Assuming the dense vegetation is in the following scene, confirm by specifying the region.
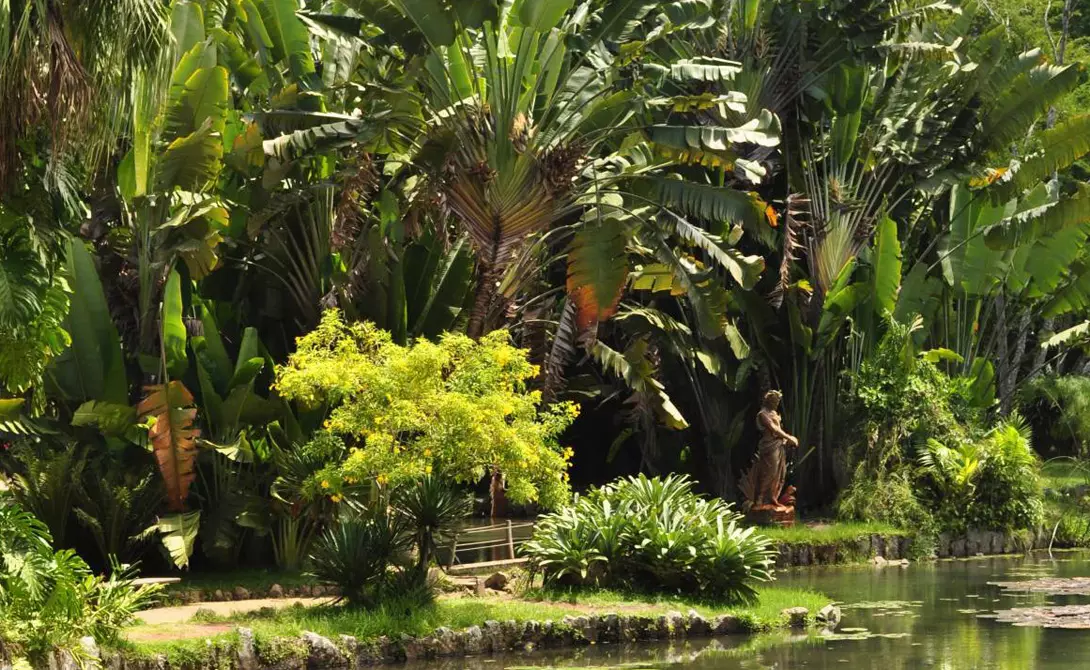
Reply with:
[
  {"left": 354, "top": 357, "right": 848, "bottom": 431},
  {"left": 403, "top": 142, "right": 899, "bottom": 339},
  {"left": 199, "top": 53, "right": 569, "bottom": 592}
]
[{"left": 2, "top": 0, "right": 1090, "bottom": 662}]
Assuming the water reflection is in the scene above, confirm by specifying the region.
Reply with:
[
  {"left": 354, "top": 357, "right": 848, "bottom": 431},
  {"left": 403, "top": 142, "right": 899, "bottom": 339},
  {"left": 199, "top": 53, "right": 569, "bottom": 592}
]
[{"left": 407, "top": 551, "right": 1090, "bottom": 670}]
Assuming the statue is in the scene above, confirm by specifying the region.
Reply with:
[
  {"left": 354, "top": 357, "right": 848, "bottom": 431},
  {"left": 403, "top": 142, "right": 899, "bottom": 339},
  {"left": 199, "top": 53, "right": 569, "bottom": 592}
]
[{"left": 739, "top": 390, "right": 799, "bottom": 524}]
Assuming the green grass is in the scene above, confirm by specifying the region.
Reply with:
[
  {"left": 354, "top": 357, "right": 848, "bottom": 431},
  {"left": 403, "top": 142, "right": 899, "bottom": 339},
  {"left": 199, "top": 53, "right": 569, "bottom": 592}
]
[
  {"left": 123, "top": 584, "right": 830, "bottom": 658},
  {"left": 1042, "top": 459, "right": 1090, "bottom": 492},
  {"left": 757, "top": 521, "right": 906, "bottom": 546}
]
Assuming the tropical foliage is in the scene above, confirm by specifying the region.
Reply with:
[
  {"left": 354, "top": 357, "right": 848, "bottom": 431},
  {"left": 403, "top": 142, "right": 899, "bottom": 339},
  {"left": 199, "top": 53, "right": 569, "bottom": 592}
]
[
  {"left": 0, "top": 2, "right": 1088, "bottom": 656},
  {"left": 524, "top": 474, "right": 774, "bottom": 603},
  {"left": 0, "top": 502, "right": 162, "bottom": 664}
]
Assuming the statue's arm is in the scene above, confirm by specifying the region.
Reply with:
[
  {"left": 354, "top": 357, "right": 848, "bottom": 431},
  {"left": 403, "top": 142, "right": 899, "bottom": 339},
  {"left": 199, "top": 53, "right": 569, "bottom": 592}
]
[{"left": 765, "top": 412, "right": 799, "bottom": 446}]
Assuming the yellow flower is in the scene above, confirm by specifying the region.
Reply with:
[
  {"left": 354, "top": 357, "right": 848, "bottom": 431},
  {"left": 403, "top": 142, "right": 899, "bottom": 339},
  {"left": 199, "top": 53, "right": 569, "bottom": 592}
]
[
  {"left": 330, "top": 494, "right": 343, "bottom": 503},
  {"left": 320, "top": 480, "right": 330, "bottom": 489},
  {"left": 425, "top": 465, "right": 433, "bottom": 475},
  {"left": 423, "top": 448, "right": 432, "bottom": 457},
  {"left": 376, "top": 474, "right": 389, "bottom": 485}
]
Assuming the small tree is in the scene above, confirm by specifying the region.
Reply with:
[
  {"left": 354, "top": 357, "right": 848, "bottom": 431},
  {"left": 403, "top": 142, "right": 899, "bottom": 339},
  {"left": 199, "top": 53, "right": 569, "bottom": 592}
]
[{"left": 275, "top": 311, "right": 578, "bottom": 509}]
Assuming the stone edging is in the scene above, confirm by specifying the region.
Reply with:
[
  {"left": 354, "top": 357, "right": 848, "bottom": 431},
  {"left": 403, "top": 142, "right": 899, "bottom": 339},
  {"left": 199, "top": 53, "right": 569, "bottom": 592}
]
[
  {"left": 772, "top": 530, "right": 1055, "bottom": 567},
  {"left": 80, "top": 608, "right": 820, "bottom": 670}
]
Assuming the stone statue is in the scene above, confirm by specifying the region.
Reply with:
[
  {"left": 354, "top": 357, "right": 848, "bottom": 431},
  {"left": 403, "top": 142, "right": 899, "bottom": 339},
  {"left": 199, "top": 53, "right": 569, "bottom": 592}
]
[{"left": 739, "top": 390, "right": 799, "bottom": 521}]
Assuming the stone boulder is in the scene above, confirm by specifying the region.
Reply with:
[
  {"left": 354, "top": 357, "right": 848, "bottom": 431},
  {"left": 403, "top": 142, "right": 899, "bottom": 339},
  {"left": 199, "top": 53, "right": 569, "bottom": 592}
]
[
  {"left": 302, "top": 632, "right": 348, "bottom": 668},
  {"left": 816, "top": 604, "right": 842, "bottom": 630},
  {"left": 782, "top": 607, "right": 809, "bottom": 628}
]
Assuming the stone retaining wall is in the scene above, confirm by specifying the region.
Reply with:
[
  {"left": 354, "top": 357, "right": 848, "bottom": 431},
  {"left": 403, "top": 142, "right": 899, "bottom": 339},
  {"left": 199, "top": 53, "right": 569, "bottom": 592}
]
[
  {"left": 64, "top": 609, "right": 815, "bottom": 670},
  {"left": 773, "top": 530, "right": 1051, "bottom": 567}
]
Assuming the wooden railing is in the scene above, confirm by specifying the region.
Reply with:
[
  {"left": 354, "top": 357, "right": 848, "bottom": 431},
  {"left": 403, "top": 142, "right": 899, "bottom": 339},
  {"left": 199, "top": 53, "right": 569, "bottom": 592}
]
[{"left": 445, "top": 520, "right": 535, "bottom": 568}]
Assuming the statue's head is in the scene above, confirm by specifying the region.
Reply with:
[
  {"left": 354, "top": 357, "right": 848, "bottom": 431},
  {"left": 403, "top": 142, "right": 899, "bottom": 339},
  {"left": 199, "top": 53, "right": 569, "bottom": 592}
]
[{"left": 762, "top": 390, "right": 783, "bottom": 409}]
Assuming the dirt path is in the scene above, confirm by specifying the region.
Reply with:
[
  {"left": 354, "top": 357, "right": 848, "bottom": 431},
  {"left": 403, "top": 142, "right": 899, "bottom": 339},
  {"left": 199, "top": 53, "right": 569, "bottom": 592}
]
[{"left": 136, "top": 597, "right": 332, "bottom": 625}]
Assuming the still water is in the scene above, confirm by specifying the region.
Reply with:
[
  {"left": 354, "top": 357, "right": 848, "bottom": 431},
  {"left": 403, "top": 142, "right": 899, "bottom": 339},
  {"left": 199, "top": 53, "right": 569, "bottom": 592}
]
[{"left": 418, "top": 551, "right": 1090, "bottom": 669}]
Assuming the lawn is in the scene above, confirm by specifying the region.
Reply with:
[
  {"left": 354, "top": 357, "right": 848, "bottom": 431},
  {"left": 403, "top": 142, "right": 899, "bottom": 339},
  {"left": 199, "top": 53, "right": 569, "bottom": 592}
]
[
  {"left": 1042, "top": 459, "right": 1090, "bottom": 491},
  {"left": 758, "top": 521, "right": 907, "bottom": 546},
  {"left": 124, "top": 585, "right": 830, "bottom": 658}
]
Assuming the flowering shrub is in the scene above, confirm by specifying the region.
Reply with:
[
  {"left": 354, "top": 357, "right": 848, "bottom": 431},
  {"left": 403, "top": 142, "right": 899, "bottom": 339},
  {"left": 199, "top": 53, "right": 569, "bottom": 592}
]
[{"left": 275, "top": 310, "right": 578, "bottom": 509}]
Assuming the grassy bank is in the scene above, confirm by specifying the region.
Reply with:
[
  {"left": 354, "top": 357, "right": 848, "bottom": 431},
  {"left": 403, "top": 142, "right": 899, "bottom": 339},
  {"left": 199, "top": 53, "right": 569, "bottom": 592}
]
[
  {"left": 124, "top": 585, "right": 830, "bottom": 659},
  {"left": 760, "top": 521, "right": 906, "bottom": 546}
]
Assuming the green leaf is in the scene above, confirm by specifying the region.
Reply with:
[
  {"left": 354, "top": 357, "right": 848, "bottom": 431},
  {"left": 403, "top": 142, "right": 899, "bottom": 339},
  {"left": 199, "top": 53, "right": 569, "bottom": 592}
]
[
  {"left": 170, "top": 1, "right": 206, "bottom": 60},
  {"left": 519, "top": 0, "right": 576, "bottom": 32},
  {"left": 211, "top": 27, "right": 265, "bottom": 92},
  {"left": 871, "top": 216, "right": 901, "bottom": 316},
  {"left": 394, "top": 0, "right": 457, "bottom": 47},
  {"left": 53, "top": 240, "right": 127, "bottom": 404},
  {"left": 967, "top": 358, "right": 996, "bottom": 408},
  {"left": 257, "top": 0, "right": 318, "bottom": 85},
  {"left": 71, "top": 401, "right": 138, "bottom": 436},
  {"left": 1004, "top": 115, "right": 1090, "bottom": 194},
  {"left": 639, "top": 176, "right": 765, "bottom": 231},
  {"left": 567, "top": 220, "right": 629, "bottom": 329},
  {"left": 1041, "top": 321, "right": 1090, "bottom": 350},
  {"left": 668, "top": 57, "right": 742, "bottom": 83},
  {"left": 670, "top": 215, "right": 764, "bottom": 289},
  {"left": 155, "top": 511, "right": 201, "bottom": 569},
  {"left": 157, "top": 122, "right": 224, "bottom": 192},
  {"left": 982, "top": 64, "right": 1083, "bottom": 153},
  {"left": 162, "top": 269, "right": 189, "bottom": 379},
  {"left": 0, "top": 398, "right": 25, "bottom": 419},
  {"left": 649, "top": 111, "right": 781, "bottom": 151},
  {"left": 165, "top": 66, "right": 229, "bottom": 140},
  {"left": 920, "top": 348, "right": 964, "bottom": 364},
  {"left": 1044, "top": 261, "right": 1090, "bottom": 318},
  {"left": 984, "top": 188, "right": 1090, "bottom": 250}
]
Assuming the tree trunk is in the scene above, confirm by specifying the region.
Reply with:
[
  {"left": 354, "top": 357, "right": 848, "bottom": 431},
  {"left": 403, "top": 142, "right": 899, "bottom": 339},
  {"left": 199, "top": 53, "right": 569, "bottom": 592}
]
[
  {"left": 489, "top": 469, "right": 508, "bottom": 519},
  {"left": 1001, "top": 310, "right": 1032, "bottom": 413}
]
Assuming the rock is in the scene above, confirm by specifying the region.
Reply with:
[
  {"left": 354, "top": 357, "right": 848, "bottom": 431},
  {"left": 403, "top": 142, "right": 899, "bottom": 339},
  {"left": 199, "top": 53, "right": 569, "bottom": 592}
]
[
  {"left": 951, "top": 537, "right": 968, "bottom": 558},
  {"left": 464, "top": 625, "right": 485, "bottom": 655},
  {"left": 49, "top": 649, "right": 78, "bottom": 670},
  {"left": 816, "top": 604, "right": 842, "bottom": 630},
  {"left": 237, "top": 628, "right": 259, "bottom": 670},
  {"left": 712, "top": 615, "right": 743, "bottom": 635},
  {"left": 378, "top": 636, "right": 403, "bottom": 663},
  {"left": 619, "top": 615, "right": 653, "bottom": 641},
  {"left": 401, "top": 633, "right": 426, "bottom": 660},
  {"left": 482, "top": 620, "right": 505, "bottom": 651},
  {"left": 434, "top": 626, "right": 464, "bottom": 656},
  {"left": 338, "top": 636, "right": 359, "bottom": 665},
  {"left": 597, "top": 614, "right": 621, "bottom": 643},
  {"left": 814, "top": 544, "right": 838, "bottom": 564},
  {"left": 501, "top": 620, "right": 522, "bottom": 649},
  {"left": 233, "top": 586, "right": 251, "bottom": 601},
  {"left": 354, "top": 638, "right": 384, "bottom": 666},
  {"left": 870, "top": 534, "right": 887, "bottom": 558},
  {"left": 213, "top": 589, "right": 226, "bottom": 601},
  {"left": 562, "top": 615, "right": 593, "bottom": 643},
  {"left": 782, "top": 607, "right": 809, "bottom": 628},
  {"left": 872, "top": 555, "right": 888, "bottom": 567},
  {"left": 78, "top": 636, "right": 100, "bottom": 662},
  {"left": 665, "top": 610, "right": 686, "bottom": 637},
  {"left": 303, "top": 631, "right": 349, "bottom": 668},
  {"left": 484, "top": 572, "right": 509, "bottom": 591},
  {"left": 796, "top": 545, "right": 812, "bottom": 566},
  {"left": 686, "top": 610, "right": 711, "bottom": 636},
  {"left": 269, "top": 583, "right": 285, "bottom": 598}
]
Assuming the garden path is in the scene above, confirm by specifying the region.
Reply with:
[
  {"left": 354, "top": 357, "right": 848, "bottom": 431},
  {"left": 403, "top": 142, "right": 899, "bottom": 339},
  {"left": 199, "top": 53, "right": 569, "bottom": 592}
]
[{"left": 136, "top": 597, "right": 332, "bottom": 626}]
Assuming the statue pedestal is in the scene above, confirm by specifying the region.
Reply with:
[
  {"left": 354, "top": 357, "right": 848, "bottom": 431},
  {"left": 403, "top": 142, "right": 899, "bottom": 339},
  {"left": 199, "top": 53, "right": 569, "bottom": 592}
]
[{"left": 746, "top": 505, "right": 796, "bottom": 527}]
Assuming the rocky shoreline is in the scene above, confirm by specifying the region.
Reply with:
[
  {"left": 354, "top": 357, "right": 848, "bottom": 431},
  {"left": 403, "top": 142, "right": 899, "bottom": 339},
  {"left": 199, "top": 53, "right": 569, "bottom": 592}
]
[
  {"left": 35, "top": 608, "right": 826, "bottom": 670},
  {"left": 773, "top": 529, "right": 1053, "bottom": 567}
]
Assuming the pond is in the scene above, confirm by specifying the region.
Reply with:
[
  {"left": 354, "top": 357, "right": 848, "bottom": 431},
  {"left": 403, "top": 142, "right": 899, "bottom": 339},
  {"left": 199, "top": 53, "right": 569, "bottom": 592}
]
[{"left": 410, "top": 551, "right": 1090, "bottom": 670}]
